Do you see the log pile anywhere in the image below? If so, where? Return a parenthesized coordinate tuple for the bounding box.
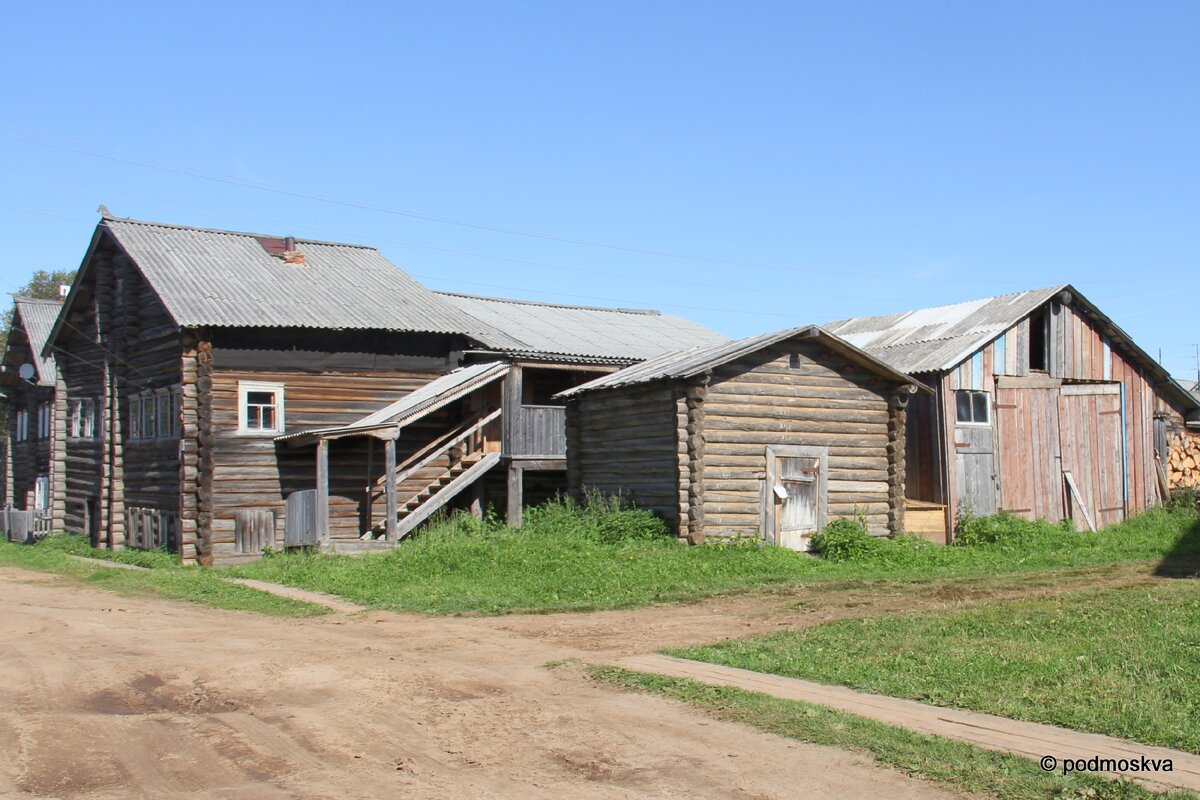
(1167, 433, 1200, 489)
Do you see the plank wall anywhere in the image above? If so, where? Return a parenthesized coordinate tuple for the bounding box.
(702, 342, 899, 537)
(939, 300, 1186, 524)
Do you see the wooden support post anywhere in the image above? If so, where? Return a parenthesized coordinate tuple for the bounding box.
(385, 437, 398, 542)
(507, 463, 523, 527)
(315, 439, 329, 543)
(502, 365, 523, 456)
(364, 436, 374, 532)
(470, 480, 484, 520)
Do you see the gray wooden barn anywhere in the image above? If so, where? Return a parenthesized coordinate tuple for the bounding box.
(558, 327, 928, 549)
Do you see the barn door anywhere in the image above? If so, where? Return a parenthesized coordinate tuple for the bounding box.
(953, 425, 997, 517)
(764, 445, 827, 551)
(1058, 385, 1125, 528)
(995, 386, 1064, 520)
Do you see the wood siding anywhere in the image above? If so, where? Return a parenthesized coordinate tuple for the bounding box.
(702, 342, 899, 538)
(938, 299, 1188, 529)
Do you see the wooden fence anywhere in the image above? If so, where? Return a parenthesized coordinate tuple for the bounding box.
(285, 490, 318, 548)
(0, 507, 51, 544)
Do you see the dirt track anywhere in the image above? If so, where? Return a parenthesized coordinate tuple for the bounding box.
(0, 567, 978, 799)
(0, 562, 1164, 799)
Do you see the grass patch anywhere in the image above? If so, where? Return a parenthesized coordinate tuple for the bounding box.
(0, 535, 328, 617)
(227, 499, 1199, 615)
(672, 580, 1200, 754)
(591, 667, 1193, 800)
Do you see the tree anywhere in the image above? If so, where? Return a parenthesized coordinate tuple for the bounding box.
(0, 269, 77, 427)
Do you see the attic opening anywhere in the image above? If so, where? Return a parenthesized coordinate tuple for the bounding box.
(1029, 306, 1049, 371)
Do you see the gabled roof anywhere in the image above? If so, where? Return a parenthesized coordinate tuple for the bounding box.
(277, 362, 509, 445)
(825, 284, 1199, 413)
(60, 216, 497, 338)
(557, 326, 929, 398)
(439, 292, 729, 364)
(5, 297, 62, 386)
(823, 286, 1067, 374)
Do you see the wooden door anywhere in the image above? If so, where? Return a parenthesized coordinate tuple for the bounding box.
(995, 386, 1064, 521)
(764, 445, 827, 551)
(954, 425, 997, 516)
(1058, 385, 1125, 528)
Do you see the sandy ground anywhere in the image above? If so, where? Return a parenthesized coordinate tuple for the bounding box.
(0, 561, 1161, 799)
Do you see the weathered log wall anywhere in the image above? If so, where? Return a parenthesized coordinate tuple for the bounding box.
(702, 342, 899, 538)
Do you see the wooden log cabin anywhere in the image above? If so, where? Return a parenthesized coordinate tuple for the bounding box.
(0, 297, 65, 520)
(47, 213, 726, 564)
(825, 285, 1200, 541)
(558, 327, 929, 549)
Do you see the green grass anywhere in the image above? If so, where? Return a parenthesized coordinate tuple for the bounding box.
(0, 536, 329, 617)
(591, 666, 1195, 800)
(226, 501, 1200, 615)
(672, 580, 1200, 754)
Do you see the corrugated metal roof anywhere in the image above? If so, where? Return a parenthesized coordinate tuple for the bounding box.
(823, 286, 1068, 374)
(439, 292, 729, 363)
(558, 326, 927, 398)
(10, 297, 62, 386)
(276, 362, 509, 444)
(102, 218, 497, 337)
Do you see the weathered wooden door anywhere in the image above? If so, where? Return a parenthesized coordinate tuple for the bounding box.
(953, 425, 997, 517)
(764, 445, 827, 551)
(995, 386, 1064, 520)
(1058, 385, 1124, 528)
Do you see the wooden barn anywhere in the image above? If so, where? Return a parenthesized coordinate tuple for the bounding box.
(47, 213, 725, 565)
(1, 296, 65, 522)
(558, 327, 928, 549)
(826, 285, 1200, 540)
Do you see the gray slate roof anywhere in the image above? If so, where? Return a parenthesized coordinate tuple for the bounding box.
(10, 297, 62, 386)
(558, 326, 928, 398)
(439, 292, 729, 364)
(824, 286, 1067, 374)
(99, 218, 496, 337)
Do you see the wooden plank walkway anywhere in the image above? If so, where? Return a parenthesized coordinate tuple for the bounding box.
(65, 555, 150, 572)
(224, 578, 367, 613)
(613, 654, 1200, 794)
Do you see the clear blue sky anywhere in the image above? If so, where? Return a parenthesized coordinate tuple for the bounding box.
(2, 1, 1197, 380)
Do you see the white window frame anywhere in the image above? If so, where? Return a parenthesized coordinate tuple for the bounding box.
(34, 475, 49, 510)
(238, 381, 285, 435)
(16, 410, 28, 442)
(37, 402, 50, 440)
(82, 397, 97, 439)
(955, 390, 991, 426)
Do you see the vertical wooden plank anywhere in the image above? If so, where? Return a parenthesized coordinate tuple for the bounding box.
(502, 366, 523, 456)
(507, 464, 523, 527)
(994, 335, 1006, 378)
(315, 439, 329, 543)
(384, 437, 397, 542)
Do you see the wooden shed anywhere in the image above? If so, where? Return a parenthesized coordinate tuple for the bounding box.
(826, 285, 1200, 540)
(558, 327, 928, 549)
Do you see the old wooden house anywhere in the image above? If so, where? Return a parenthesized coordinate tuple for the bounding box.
(825, 285, 1200, 540)
(558, 327, 928, 549)
(1, 296, 65, 520)
(48, 214, 725, 564)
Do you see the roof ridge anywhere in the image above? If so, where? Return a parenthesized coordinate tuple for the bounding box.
(103, 215, 378, 251)
(829, 284, 1068, 327)
(436, 290, 661, 316)
(11, 296, 64, 305)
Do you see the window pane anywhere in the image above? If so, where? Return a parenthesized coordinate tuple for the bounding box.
(956, 392, 971, 422)
(261, 406, 274, 429)
(972, 392, 988, 423)
(247, 391, 275, 406)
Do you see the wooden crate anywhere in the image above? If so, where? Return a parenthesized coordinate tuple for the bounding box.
(906, 500, 948, 544)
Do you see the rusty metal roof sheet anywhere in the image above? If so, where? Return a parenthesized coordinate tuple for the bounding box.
(823, 286, 1068, 374)
(439, 292, 729, 363)
(558, 326, 928, 398)
(9, 297, 62, 385)
(101, 218, 497, 337)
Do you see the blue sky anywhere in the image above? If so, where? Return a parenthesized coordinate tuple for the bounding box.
(2, 1, 1197, 380)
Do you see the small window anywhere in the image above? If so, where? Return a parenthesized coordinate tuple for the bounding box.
(141, 391, 155, 440)
(15, 410, 28, 442)
(129, 395, 142, 440)
(34, 476, 49, 510)
(37, 403, 51, 439)
(956, 390, 989, 425)
(238, 381, 285, 434)
(1029, 306, 1049, 371)
(788, 353, 801, 369)
(69, 398, 97, 439)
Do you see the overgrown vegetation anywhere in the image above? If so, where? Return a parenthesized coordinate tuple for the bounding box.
(672, 577, 1200, 754)
(591, 667, 1188, 800)
(224, 496, 1200, 614)
(0, 535, 327, 617)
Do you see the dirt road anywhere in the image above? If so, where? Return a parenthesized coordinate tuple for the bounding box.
(0, 566, 978, 800)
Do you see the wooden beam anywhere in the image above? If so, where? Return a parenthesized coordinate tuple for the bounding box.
(507, 463, 523, 527)
(385, 437, 398, 542)
(502, 365, 523, 456)
(511, 458, 567, 471)
(315, 439, 329, 543)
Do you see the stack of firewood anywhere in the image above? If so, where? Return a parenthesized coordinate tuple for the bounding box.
(1167, 433, 1200, 488)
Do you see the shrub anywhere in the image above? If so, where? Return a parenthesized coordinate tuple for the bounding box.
(953, 510, 1072, 547)
(1166, 487, 1199, 513)
(522, 492, 669, 544)
(810, 518, 882, 561)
